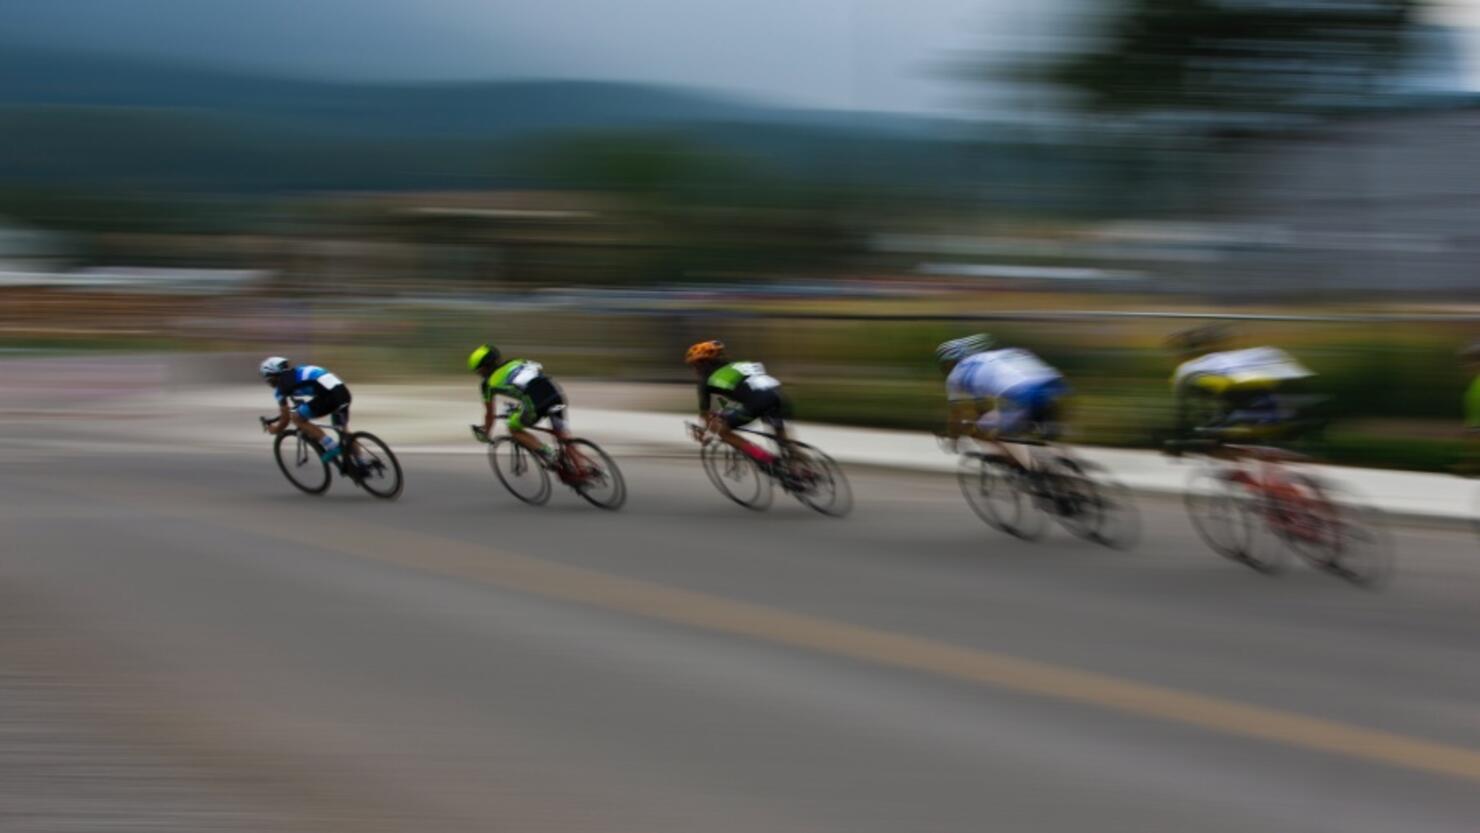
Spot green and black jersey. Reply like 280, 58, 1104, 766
480, 359, 547, 402
482, 359, 568, 431
698, 361, 782, 412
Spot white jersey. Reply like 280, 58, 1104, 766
1172, 347, 1313, 389
946, 348, 1061, 402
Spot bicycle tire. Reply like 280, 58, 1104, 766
273, 430, 331, 495
1283, 475, 1394, 588
785, 442, 852, 518
957, 453, 1043, 539
1184, 466, 1283, 573
348, 432, 404, 500
1048, 456, 1140, 550
700, 441, 772, 511
566, 439, 626, 511
489, 436, 552, 505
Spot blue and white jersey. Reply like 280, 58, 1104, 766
273, 365, 345, 403
946, 348, 1061, 402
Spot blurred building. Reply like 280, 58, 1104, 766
1217, 97, 1480, 296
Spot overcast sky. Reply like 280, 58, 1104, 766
0, 0, 1077, 113
1, 0, 1475, 112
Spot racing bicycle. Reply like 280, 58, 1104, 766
473, 416, 626, 510
1167, 436, 1392, 585
259, 406, 403, 499
950, 435, 1140, 548
688, 423, 852, 517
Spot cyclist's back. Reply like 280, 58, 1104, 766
940, 341, 1067, 442
1172, 345, 1314, 439
481, 357, 567, 433
1173, 347, 1311, 395
271, 364, 351, 424
701, 360, 785, 424
947, 348, 1061, 402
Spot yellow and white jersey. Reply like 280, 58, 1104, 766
1172, 347, 1313, 394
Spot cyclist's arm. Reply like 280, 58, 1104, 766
487, 383, 539, 433
697, 380, 714, 416
267, 398, 292, 434
945, 399, 978, 439
697, 383, 722, 432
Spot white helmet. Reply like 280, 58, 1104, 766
260, 356, 291, 381
935, 334, 994, 364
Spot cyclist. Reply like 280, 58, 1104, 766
1457, 341, 1480, 475
260, 356, 354, 462
1166, 325, 1315, 442
1463, 342, 1480, 433
468, 344, 572, 468
685, 340, 790, 473
937, 334, 1068, 470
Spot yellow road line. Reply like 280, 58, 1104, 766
61, 478, 1480, 785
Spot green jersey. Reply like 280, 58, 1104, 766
481, 359, 545, 402
699, 361, 781, 411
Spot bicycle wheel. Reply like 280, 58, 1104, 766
348, 432, 403, 500
1048, 457, 1140, 550
700, 441, 773, 510
566, 439, 626, 511
489, 436, 551, 505
957, 453, 1043, 539
1283, 475, 1394, 587
785, 442, 853, 518
1185, 466, 1281, 572
273, 430, 331, 495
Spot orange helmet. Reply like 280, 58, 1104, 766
684, 340, 726, 365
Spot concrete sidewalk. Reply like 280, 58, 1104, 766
72, 382, 1464, 527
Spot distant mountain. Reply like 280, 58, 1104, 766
0, 45, 991, 193
0, 44, 929, 139
0, 45, 1156, 214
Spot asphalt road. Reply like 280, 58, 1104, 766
4, 427, 1480, 832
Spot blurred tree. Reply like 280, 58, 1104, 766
527, 132, 858, 283
1008, 0, 1426, 127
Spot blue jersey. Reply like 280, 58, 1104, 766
273, 365, 345, 403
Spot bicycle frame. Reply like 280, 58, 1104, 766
692, 424, 798, 485
272, 398, 356, 473
490, 408, 593, 481
1193, 444, 1332, 543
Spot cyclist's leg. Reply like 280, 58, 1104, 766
505, 394, 548, 457
508, 380, 566, 462
1029, 379, 1069, 441
332, 403, 371, 466
972, 400, 1032, 470
713, 402, 778, 465
290, 390, 349, 458
767, 393, 793, 446
289, 403, 327, 444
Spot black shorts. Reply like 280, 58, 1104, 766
507, 377, 567, 431
721, 389, 789, 431
296, 385, 351, 429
